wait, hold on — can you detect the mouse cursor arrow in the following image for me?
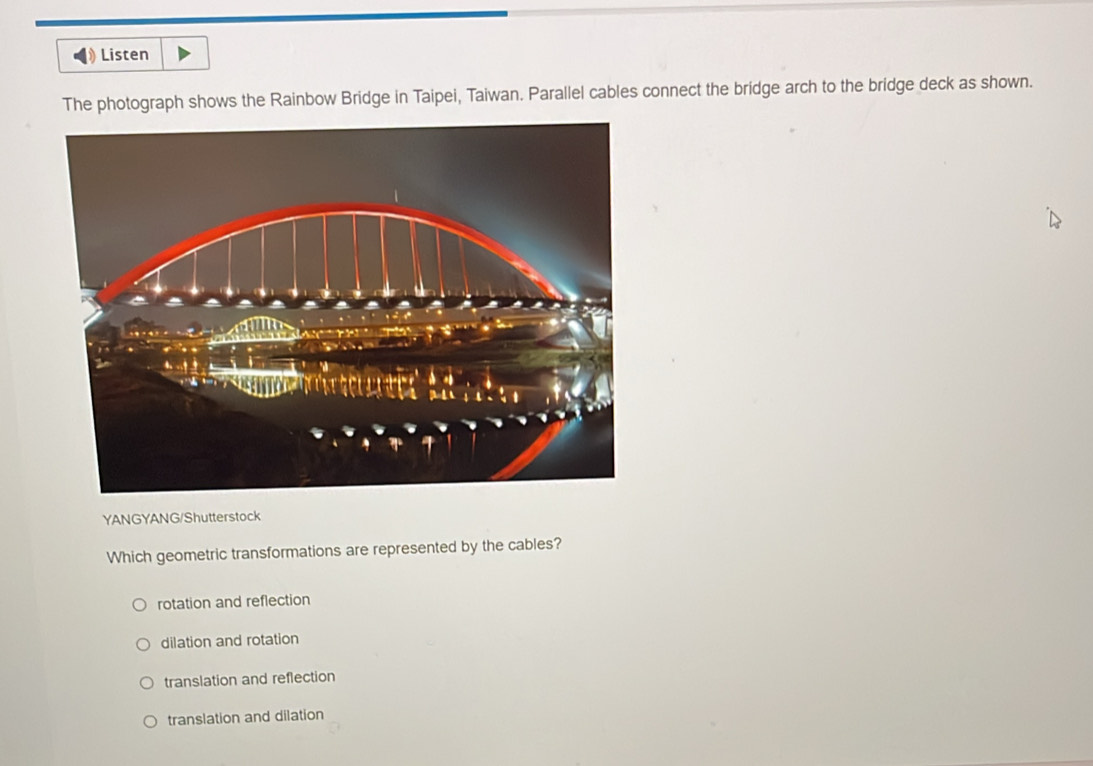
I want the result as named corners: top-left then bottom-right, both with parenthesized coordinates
top-left (1048, 209), bottom-right (1062, 229)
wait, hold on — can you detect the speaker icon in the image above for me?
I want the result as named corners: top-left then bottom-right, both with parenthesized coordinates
top-left (73, 47), bottom-right (96, 65)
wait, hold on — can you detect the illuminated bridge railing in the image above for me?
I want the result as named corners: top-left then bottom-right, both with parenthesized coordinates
top-left (127, 290), bottom-right (608, 315)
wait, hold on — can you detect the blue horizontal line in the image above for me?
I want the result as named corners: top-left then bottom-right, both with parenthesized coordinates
top-left (36, 10), bottom-right (507, 27)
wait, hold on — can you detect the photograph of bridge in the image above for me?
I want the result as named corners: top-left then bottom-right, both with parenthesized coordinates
top-left (69, 125), bottom-right (614, 492)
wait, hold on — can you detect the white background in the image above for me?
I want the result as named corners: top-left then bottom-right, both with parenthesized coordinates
top-left (3, 2), bottom-right (1093, 764)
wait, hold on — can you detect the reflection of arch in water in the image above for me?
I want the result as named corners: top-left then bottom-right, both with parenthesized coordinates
top-left (209, 365), bottom-right (303, 399)
top-left (491, 420), bottom-right (566, 480)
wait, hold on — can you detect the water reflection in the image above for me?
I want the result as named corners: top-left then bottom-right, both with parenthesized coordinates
top-left (149, 356), bottom-right (613, 484)
top-left (160, 358), bottom-right (611, 418)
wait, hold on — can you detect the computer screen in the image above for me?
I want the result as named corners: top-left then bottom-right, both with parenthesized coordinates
top-left (2, 2), bottom-right (1092, 764)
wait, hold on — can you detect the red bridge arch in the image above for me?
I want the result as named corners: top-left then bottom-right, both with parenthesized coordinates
top-left (95, 202), bottom-right (565, 305)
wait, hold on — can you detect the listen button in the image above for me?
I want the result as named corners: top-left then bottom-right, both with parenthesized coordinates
top-left (57, 38), bottom-right (162, 72)
top-left (55, 36), bottom-right (209, 73)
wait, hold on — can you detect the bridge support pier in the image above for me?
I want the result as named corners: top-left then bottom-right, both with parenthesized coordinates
top-left (568, 315), bottom-right (612, 349)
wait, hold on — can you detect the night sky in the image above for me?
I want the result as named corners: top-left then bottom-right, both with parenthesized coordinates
top-left (68, 124), bottom-right (612, 322)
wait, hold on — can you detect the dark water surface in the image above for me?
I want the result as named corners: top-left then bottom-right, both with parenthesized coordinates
top-left (133, 356), bottom-right (615, 486)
